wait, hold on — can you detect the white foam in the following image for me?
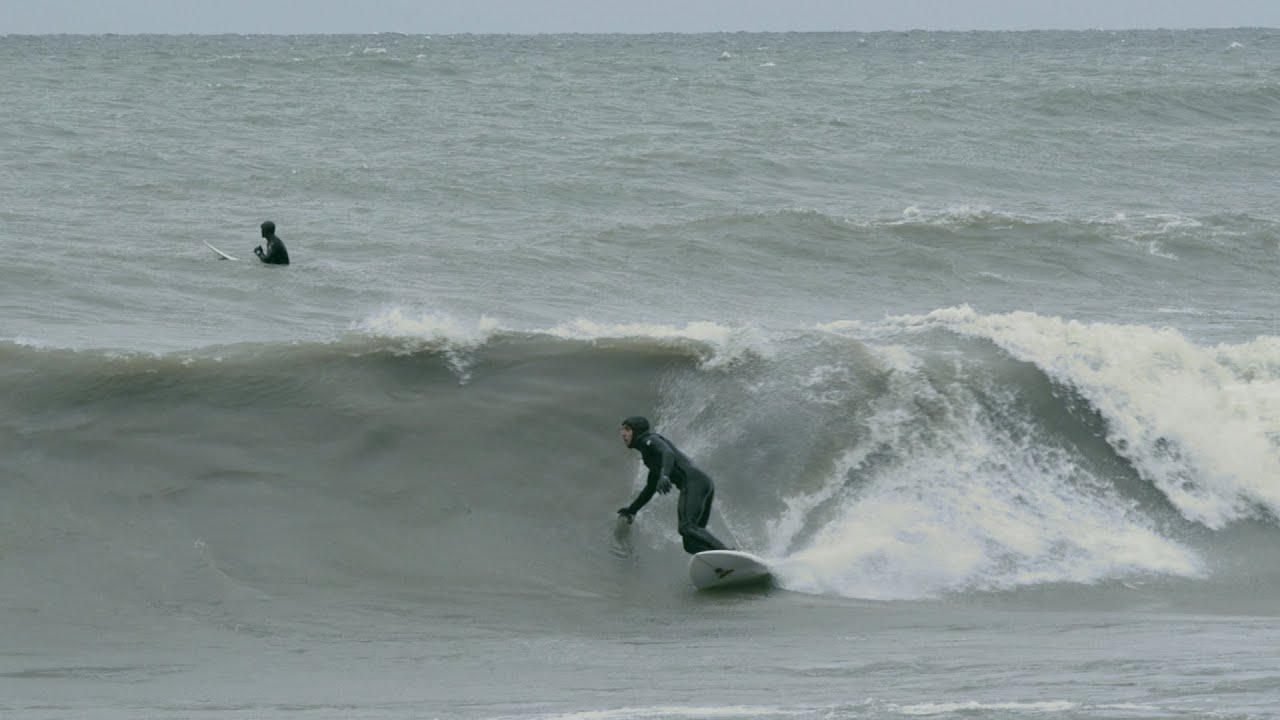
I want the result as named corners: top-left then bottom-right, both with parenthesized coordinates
top-left (765, 344), bottom-right (925, 561)
top-left (907, 307), bottom-right (1280, 529)
top-left (9, 335), bottom-right (53, 349)
top-left (548, 319), bottom-right (774, 368)
top-left (897, 700), bottom-right (1076, 715)
top-left (894, 204), bottom-right (1009, 225)
top-left (528, 706), bottom-right (804, 720)
top-left (355, 308), bottom-right (501, 381)
top-left (353, 311), bottom-right (778, 374)
top-left (773, 320), bottom-right (1206, 599)
top-left (873, 307), bottom-right (1280, 528)
top-left (777, 433), bottom-right (1202, 600)
top-left (357, 307), bottom-right (500, 347)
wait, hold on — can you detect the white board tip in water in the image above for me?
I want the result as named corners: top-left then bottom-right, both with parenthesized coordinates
top-left (204, 240), bottom-right (242, 261)
top-left (688, 550), bottom-right (772, 590)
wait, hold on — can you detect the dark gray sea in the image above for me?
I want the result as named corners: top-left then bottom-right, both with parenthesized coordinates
top-left (2, 30), bottom-right (1279, 719)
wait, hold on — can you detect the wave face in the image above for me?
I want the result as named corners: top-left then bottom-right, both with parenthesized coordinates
top-left (4, 310), bottom-right (1278, 613)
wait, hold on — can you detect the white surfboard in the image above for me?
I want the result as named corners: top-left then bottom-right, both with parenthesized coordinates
top-left (688, 550), bottom-right (772, 590)
top-left (204, 240), bottom-right (242, 261)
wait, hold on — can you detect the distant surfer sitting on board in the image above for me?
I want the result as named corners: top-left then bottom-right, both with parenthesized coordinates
top-left (617, 416), bottom-right (729, 555)
top-left (254, 221), bottom-right (290, 265)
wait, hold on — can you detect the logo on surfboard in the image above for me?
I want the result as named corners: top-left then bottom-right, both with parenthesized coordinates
top-left (713, 567), bottom-right (736, 579)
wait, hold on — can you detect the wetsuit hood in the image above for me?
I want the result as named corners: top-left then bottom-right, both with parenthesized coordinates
top-left (622, 416), bottom-right (650, 448)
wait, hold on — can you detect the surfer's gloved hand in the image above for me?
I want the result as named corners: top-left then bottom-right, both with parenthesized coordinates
top-left (617, 508), bottom-right (635, 523)
top-left (254, 246), bottom-right (264, 256)
top-left (656, 476), bottom-right (672, 495)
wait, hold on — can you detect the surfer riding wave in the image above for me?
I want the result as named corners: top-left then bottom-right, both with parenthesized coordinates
top-left (617, 416), bottom-right (729, 555)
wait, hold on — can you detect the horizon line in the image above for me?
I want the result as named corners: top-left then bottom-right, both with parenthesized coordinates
top-left (4, 26), bottom-right (1277, 37)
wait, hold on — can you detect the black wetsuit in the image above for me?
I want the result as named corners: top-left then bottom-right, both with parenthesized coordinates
top-left (624, 431), bottom-right (728, 554)
top-left (255, 234), bottom-right (290, 265)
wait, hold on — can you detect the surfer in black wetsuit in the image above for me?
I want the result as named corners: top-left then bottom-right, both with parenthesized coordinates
top-left (254, 220), bottom-right (290, 265)
top-left (617, 416), bottom-right (729, 555)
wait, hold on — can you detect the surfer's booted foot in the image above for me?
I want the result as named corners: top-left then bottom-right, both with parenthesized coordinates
top-left (616, 416), bottom-right (729, 555)
top-left (254, 220), bottom-right (290, 265)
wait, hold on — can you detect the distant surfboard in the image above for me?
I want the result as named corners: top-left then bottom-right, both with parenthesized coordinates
top-left (204, 240), bottom-right (242, 261)
top-left (688, 550), bottom-right (772, 590)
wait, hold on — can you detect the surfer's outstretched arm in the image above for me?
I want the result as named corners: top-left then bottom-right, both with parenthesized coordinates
top-left (618, 474), bottom-right (658, 522)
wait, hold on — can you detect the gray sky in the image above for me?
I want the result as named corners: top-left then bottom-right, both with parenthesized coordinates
top-left (4, 0), bottom-right (1280, 35)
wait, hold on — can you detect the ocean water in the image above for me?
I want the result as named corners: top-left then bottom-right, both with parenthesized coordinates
top-left (2, 30), bottom-right (1280, 720)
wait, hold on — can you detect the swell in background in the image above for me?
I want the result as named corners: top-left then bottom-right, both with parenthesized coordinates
top-left (3, 31), bottom-right (1280, 352)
